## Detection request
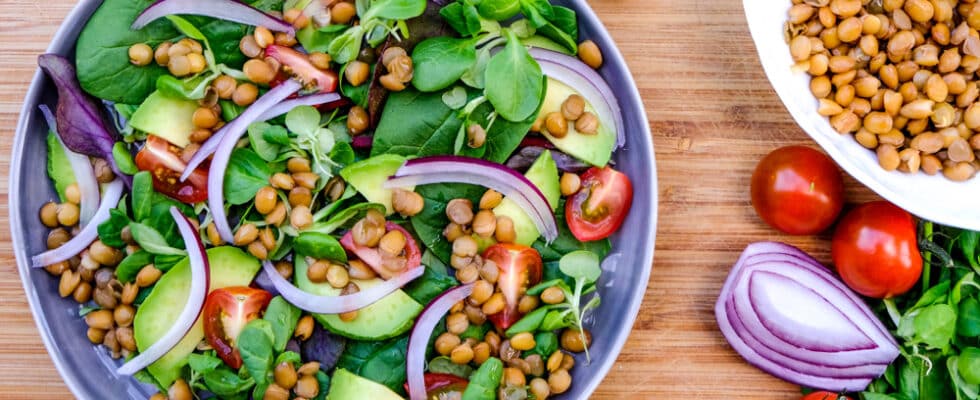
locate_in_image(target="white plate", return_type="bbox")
[743,0,980,231]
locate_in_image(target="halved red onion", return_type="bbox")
[190,80,302,243]
[529,48,625,148]
[715,242,900,392]
[260,260,424,314]
[255,92,342,122]
[384,156,558,242]
[183,79,303,180]
[39,104,100,227]
[407,284,474,400]
[31,179,124,268]
[117,207,210,376]
[132,0,294,34]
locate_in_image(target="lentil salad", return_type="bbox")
[30,0,634,399]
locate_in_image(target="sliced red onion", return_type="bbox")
[384,156,558,242]
[183,80,303,180]
[254,92,342,122]
[260,260,424,314]
[351,135,373,151]
[407,284,474,400]
[529,48,625,148]
[715,242,900,392]
[193,80,302,243]
[132,0,294,35]
[39,104,100,227]
[31,179,124,268]
[117,207,210,376]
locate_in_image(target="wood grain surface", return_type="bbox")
[0,0,885,398]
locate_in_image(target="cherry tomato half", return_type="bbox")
[403,373,469,397]
[832,201,922,299]
[339,222,422,279]
[566,166,633,242]
[265,45,338,93]
[202,287,273,369]
[482,244,543,330]
[750,146,844,235]
[134,135,209,203]
[802,391,852,400]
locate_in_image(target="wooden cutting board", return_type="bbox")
[0,0,883,398]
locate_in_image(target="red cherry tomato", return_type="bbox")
[339,222,422,279]
[403,373,469,396]
[134,135,209,203]
[832,201,923,299]
[265,45,338,93]
[566,166,633,242]
[750,146,844,235]
[482,244,543,330]
[202,287,273,369]
[802,391,852,400]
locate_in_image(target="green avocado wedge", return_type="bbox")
[493,150,561,245]
[537,77,616,166]
[327,368,405,400]
[132,247,261,387]
[294,257,422,340]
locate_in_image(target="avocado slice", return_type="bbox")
[132,247,261,387]
[129,90,199,147]
[493,150,561,245]
[327,368,405,400]
[46,131,76,202]
[294,257,423,340]
[538,77,616,166]
[339,154,411,215]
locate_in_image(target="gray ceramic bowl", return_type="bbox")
[10,0,657,398]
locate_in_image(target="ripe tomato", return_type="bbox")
[202,287,273,369]
[265,45,338,93]
[482,244,543,330]
[403,373,468,397]
[802,392,852,400]
[134,135,209,203]
[750,146,844,235]
[832,201,922,299]
[339,222,422,279]
[566,166,633,242]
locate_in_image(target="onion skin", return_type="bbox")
[406,284,474,400]
[715,242,900,392]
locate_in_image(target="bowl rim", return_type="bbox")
[743,0,980,232]
[9,0,658,398]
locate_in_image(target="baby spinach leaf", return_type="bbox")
[202,366,255,398]
[309,203,387,234]
[412,183,486,263]
[330,141,356,166]
[428,356,474,378]
[536,22,578,54]
[97,208,132,248]
[156,70,221,101]
[403,266,458,304]
[959,297,980,337]
[371,89,470,157]
[411,37,478,92]
[462,357,503,400]
[294,232,348,262]
[263,297,302,352]
[75,0,179,103]
[238,319,276,386]
[518,0,554,28]
[285,105,322,135]
[457,92,539,163]
[526,331,558,357]
[116,250,154,283]
[440,2,481,37]
[275,351,302,367]
[224,148,278,205]
[363,0,427,21]
[337,336,410,394]
[559,250,601,284]
[484,30,544,122]
[505,305,552,336]
[297,23,349,53]
[129,222,188,256]
[247,122,282,162]
[131,171,155,222]
[549,6,578,38]
[112,142,139,175]
[912,304,957,351]
[188,353,224,373]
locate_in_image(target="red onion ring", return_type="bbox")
[131,0,294,35]
[260,260,424,314]
[192,80,302,243]
[406,284,474,400]
[31,179,124,268]
[384,156,558,242]
[529,48,625,149]
[39,104,100,227]
[117,207,211,376]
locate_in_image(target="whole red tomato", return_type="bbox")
[750,146,844,235]
[802,391,852,400]
[832,201,922,299]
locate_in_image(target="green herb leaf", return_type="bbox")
[132,171,155,222]
[116,250,154,283]
[411,37,477,92]
[238,319,276,386]
[461,357,503,400]
[294,232,348,262]
[558,250,601,283]
[518,0,554,28]
[362,0,426,20]
[112,142,139,175]
[959,297,980,338]
[263,297,302,353]
[97,208,132,248]
[428,356,474,378]
[224,148,277,205]
[129,222,188,256]
[484,29,544,122]
[285,105,322,135]
[403,266,459,305]
[912,304,957,351]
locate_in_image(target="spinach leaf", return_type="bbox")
[263,297,302,353]
[475,0,520,21]
[309,203,387,234]
[403,266,458,304]
[363,0,427,21]
[238,319,276,390]
[411,37,478,92]
[132,171,155,222]
[129,222,188,256]
[549,6,578,38]
[112,142,139,175]
[440,2,481,37]
[330,141,356,166]
[294,232,348,262]
[959,297,980,337]
[412,183,486,263]
[75,0,179,103]
[912,304,957,351]
[248,122,283,162]
[428,356,474,378]
[526,331,558,357]
[116,250,154,283]
[558,250,601,283]
[458,95,537,163]
[202,365,255,398]
[371,89,469,158]
[97,208,131,248]
[187,352,223,373]
[484,30,544,122]
[336,336,410,394]
[461,357,503,400]
[297,23,349,53]
[224,148,278,205]
[518,0,554,28]
[533,5,578,53]
[536,21,577,54]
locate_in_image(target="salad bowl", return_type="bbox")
[10,0,657,398]
[744,0,980,231]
